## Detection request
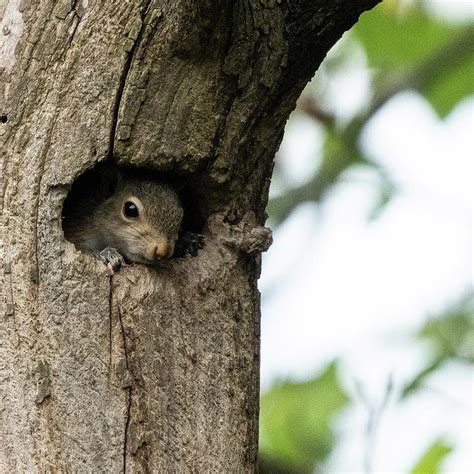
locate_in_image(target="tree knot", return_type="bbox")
[208,211,272,254]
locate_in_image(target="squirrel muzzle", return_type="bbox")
[151,239,175,261]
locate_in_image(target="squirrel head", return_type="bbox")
[98,176,184,265]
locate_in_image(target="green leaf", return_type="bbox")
[421,33,474,116]
[400,293,473,399]
[411,439,453,474]
[400,358,445,398]
[418,293,474,362]
[259,361,349,473]
[354,2,460,72]
[354,2,474,116]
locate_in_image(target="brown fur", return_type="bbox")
[64,176,183,265]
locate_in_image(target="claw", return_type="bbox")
[174,232,204,258]
[97,247,126,273]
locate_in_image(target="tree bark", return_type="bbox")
[0,0,379,471]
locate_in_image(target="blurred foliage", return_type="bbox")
[259,361,349,473]
[262,1,473,472]
[354,2,474,117]
[268,0,474,225]
[410,439,453,474]
[402,292,474,398]
[356,2,461,71]
[400,357,445,399]
[419,292,474,362]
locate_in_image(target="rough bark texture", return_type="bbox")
[0,0,379,471]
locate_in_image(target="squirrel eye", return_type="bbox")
[123,201,139,219]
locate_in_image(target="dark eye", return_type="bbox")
[123,201,139,219]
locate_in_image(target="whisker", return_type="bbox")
[128,224,152,244]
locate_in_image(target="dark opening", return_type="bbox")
[0,115,8,123]
[62,163,205,263]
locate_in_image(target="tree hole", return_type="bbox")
[62,163,205,267]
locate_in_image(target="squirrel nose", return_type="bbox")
[154,242,169,260]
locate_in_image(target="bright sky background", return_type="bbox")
[259,1,473,472]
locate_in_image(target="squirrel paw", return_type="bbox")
[174,232,204,258]
[97,247,126,274]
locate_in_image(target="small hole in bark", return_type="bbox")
[0,114,8,123]
[62,163,205,268]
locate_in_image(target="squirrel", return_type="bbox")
[62,166,202,273]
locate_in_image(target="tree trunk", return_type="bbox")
[0,1,379,471]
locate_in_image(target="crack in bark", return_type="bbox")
[106,4,153,470]
[108,40,138,158]
[66,15,80,50]
[108,275,113,371]
[118,306,132,473]
[3,259,14,317]
[123,386,132,473]
[108,280,132,472]
[108,1,153,158]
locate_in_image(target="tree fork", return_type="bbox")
[0,1,379,471]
